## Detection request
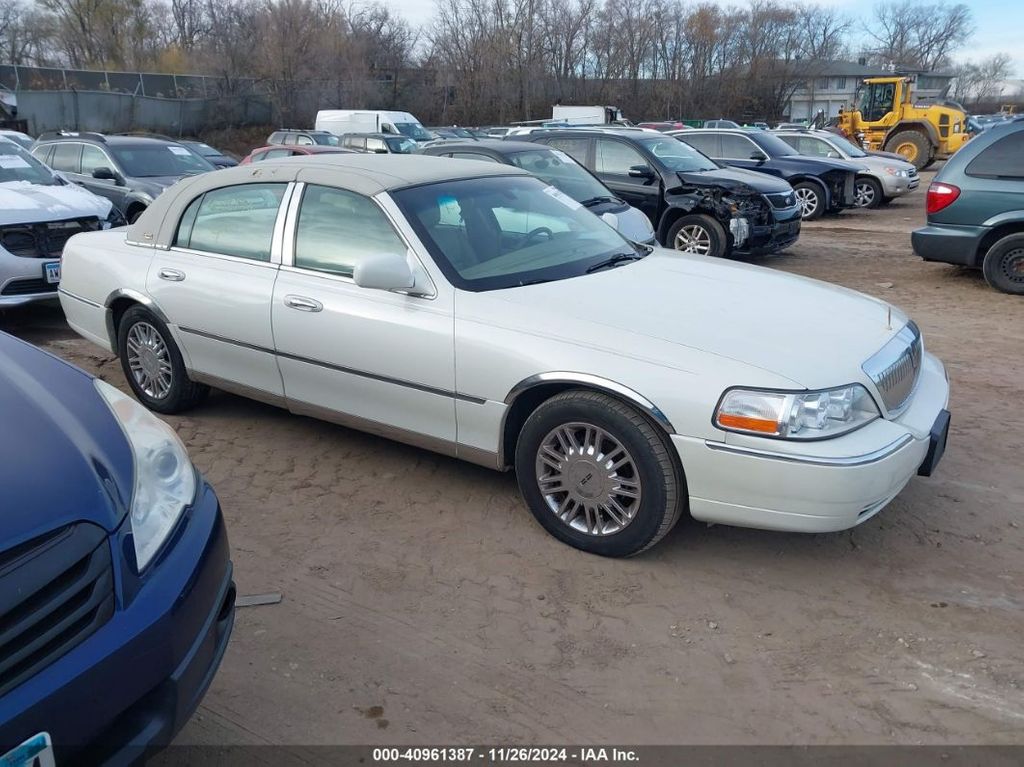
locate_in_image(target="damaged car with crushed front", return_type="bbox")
[524,130,802,259]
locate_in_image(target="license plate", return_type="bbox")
[918,409,950,477]
[43,261,60,284]
[1,733,55,767]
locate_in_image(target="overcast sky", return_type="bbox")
[382,0,1020,76]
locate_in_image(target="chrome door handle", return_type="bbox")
[158,268,185,282]
[284,294,323,313]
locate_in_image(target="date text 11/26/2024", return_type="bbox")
[373,747,640,763]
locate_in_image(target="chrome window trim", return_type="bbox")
[167,246,282,269]
[704,434,914,467]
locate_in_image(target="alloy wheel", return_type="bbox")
[853,181,876,207]
[126,321,173,399]
[535,422,642,536]
[674,224,712,255]
[795,187,819,218]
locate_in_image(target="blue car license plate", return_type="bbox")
[43,261,61,285]
[1,733,55,767]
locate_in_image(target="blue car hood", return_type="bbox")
[0,334,132,547]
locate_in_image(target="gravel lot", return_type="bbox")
[3,170,1023,748]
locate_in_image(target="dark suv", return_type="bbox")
[912,118,1024,294]
[672,129,859,220]
[32,132,215,222]
[522,129,801,258]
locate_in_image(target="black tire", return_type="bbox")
[981,233,1024,295]
[126,205,146,224]
[793,181,826,221]
[117,305,209,413]
[665,214,728,258]
[879,195,895,206]
[514,390,686,557]
[884,130,930,171]
[853,176,883,209]
[922,156,936,170]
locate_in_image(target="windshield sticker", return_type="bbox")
[168,146,191,156]
[542,185,582,210]
[0,155,31,169]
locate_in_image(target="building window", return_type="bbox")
[835,77,847,90]
[817,77,830,90]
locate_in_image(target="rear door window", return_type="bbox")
[677,133,719,157]
[175,183,287,261]
[540,137,590,165]
[966,131,1024,179]
[51,143,83,173]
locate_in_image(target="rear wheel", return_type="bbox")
[515,390,685,557]
[793,181,825,220]
[981,233,1024,295]
[666,214,727,258]
[853,176,883,209]
[117,305,209,413]
[885,130,931,171]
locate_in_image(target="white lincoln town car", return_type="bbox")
[58,155,950,557]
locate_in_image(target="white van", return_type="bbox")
[315,110,433,143]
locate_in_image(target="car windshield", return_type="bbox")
[395,122,433,142]
[111,144,215,177]
[386,137,417,154]
[640,136,718,172]
[0,141,57,186]
[189,142,221,157]
[311,134,340,146]
[823,133,867,157]
[750,132,798,156]
[507,149,612,203]
[392,176,643,292]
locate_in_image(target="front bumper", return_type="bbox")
[0,480,235,765]
[879,173,919,197]
[0,253,60,307]
[912,223,985,266]
[675,352,950,533]
[736,207,802,255]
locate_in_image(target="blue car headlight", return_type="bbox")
[95,380,196,570]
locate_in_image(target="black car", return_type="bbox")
[522,129,801,258]
[672,129,859,220]
[32,132,215,223]
[179,140,238,168]
[266,129,340,147]
[420,140,656,243]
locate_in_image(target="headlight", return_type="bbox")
[714,384,880,440]
[884,166,909,177]
[103,206,127,229]
[95,379,196,570]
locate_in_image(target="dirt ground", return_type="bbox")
[3,171,1023,749]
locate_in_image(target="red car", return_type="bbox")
[638,121,692,132]
[240,144,354,164]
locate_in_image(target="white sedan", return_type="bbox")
[58,155,951,557]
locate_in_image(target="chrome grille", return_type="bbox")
[862,321,923,414]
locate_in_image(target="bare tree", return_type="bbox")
[865,0,973,70]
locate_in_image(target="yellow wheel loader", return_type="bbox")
[837,76,970,170]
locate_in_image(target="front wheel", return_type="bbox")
[981,233,1024,295]
[793,182,825,221]
[666,214,727,258]
[117,305,209,413]
[515,390,685,557]
[853,176,883,209]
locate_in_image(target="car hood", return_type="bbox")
[858,155,914,173]
[678,166,792,194]
[0,334,132,546]
[775,155,861,174]
[477,249,906,389]
[0,180,112,224]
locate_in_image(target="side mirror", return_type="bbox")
[749,151,768,163]
[353,252,416,293]
[628,164,654,179]
[374,148,388,154]
[92,167,120,183]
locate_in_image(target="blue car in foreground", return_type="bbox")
[0,331,234,765]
